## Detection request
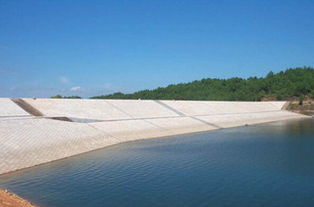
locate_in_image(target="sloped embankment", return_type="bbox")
[0,98,308,176]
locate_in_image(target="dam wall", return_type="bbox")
[23,98,286,120]
[0,98,307,175]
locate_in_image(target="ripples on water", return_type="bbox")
[0,119,314,207]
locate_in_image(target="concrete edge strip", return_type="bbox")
[0,115,31,118]
[10,98,44,116]
[154,100,186,116]
[38,110,295,124]
[76,110,285,123]
[0,117,40,122]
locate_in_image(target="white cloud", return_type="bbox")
[70,86,83,92]
[59,76,70,84]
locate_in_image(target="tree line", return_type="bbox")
[53,67,314,101]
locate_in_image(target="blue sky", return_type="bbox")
[0,0,313,98]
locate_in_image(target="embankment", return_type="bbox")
[0,98,308,175]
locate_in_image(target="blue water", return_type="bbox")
[0,119,314,207]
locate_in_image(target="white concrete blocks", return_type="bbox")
[0,98,307,175]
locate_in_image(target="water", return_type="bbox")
[0,118,313,207]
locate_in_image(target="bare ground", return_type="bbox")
[0,189,35,207]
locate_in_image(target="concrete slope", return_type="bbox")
[0,98,308,175]
[0,118,119,175]
[23,98,180,120]
[160,100,286,116]
[0,98,30,117]
[21,99,286,119]
[195,110,303,128]
[90,119,170,142]
[105,99,180,119]
[90,117,216,142]
[23,98,131,120]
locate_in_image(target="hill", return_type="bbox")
[92,67,314,101]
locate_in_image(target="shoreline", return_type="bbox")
[0,189,35,207]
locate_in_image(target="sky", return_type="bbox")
[0,0,314,98]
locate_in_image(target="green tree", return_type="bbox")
[51,95,62,98]
[90,67,314,101]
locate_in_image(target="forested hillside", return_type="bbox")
[93,67,314,101]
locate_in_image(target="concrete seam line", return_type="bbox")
[190,116,222,129]
[103,100,135,118]
[0,115,31,118]
[154,100,186,116]
[143,118,172,132]
[64,110,284,123]
[85,122,123,142]
[91,115,180,122]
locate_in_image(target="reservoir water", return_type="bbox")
[0,118,313,207]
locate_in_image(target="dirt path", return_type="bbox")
[0,189,35,207]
